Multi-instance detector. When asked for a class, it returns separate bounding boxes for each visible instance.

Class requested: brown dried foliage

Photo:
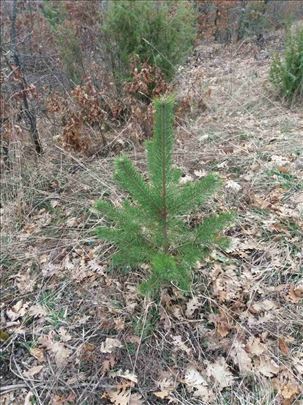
[47,60,170,154]
[196,0,240,41]
[123,58,169,139]
[124,57,169,102]
[47,78,128,154]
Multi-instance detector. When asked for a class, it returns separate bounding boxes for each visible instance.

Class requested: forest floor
[1,30,303,405]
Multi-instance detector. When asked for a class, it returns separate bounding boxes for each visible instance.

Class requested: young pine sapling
[95,96,233,295]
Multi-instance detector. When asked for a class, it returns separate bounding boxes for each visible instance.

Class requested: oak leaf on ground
[23,365,44,378]
[256,356,279,378]
[206,357,235,390]
[230,340,253,374]
[103,389,143,405]
[183,366,215,403]
[246,336,266,356]
[100,337,123,354]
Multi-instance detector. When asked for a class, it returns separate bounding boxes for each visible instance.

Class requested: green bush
[57,24,84,85]
[270,27,303,102]
[42,0,84,85]
[95,96,233,296]
[41,0,66,30]
[237,1,268,40]
[103,0,197,83]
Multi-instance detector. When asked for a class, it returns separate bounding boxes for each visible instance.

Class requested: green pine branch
[95,95,234,296]
[171,173,221,215]
[147,96,175,190]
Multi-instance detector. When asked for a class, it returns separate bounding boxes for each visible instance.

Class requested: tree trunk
[10,0,43,154]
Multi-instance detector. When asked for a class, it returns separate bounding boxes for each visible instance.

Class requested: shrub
[42,1,84,85]
[270,27,303,102]
[56,22,84,85]
[41,0,66,29]
[103,0,197,84]
[95,96,233,296]
[124,56,169,102]
[237,1,268,40]
[47,78,127,154]
[195,0,268,43]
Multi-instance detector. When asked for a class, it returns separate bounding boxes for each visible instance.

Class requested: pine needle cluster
[270,27,303,102]
[95,96,233,295]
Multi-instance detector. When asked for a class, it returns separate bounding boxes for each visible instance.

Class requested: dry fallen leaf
[209,310,232,338]
[30,347,45,363]
[280,383,300,403]
[23,365,44,378]
[87,259,105,274]
[38,335,71,367]
[51,342,71,368]
[278,166,289,174]
[212,267,243,303]
[185,296,203,318]
[206,357,234,390]
[51,393,77,405]
[246,337,266,356]
[24,391,34,405]
[273,370,301,405]
[101,354,116,374]
[278,338,289,355]
[103,389,143,405]
[100,337,123,354]
[28,303,48,318]
[183,366,214,403]
[6,300,29,321]
[257,356,280,377]
[101,390,127,405]
[41,263,60,277]
[16,270,36,293]
[292,352,303,376]
[128,393,144,405]
[193,169,207,179]
[184,366,207,386]
[153,390,170,399]
[230,340,253,374]
[171,335,192,354]
[249,299,277,314]
[180,174,193,184]
[287,284,303,303]
[66,372,86,385]
[114,318,126,331]
[66,216,78,227]
[110,369,138,384]
[155,370,178,398]
[58,327,72,342]
[225,180,242,193]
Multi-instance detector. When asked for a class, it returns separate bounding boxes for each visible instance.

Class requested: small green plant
[103,0,196,83]
[95,96,233,296]
[38,290,67,328]
[270,27,303,102]
[268,169,303,191]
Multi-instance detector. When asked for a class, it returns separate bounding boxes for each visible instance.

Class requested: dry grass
[1,28,302,405]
